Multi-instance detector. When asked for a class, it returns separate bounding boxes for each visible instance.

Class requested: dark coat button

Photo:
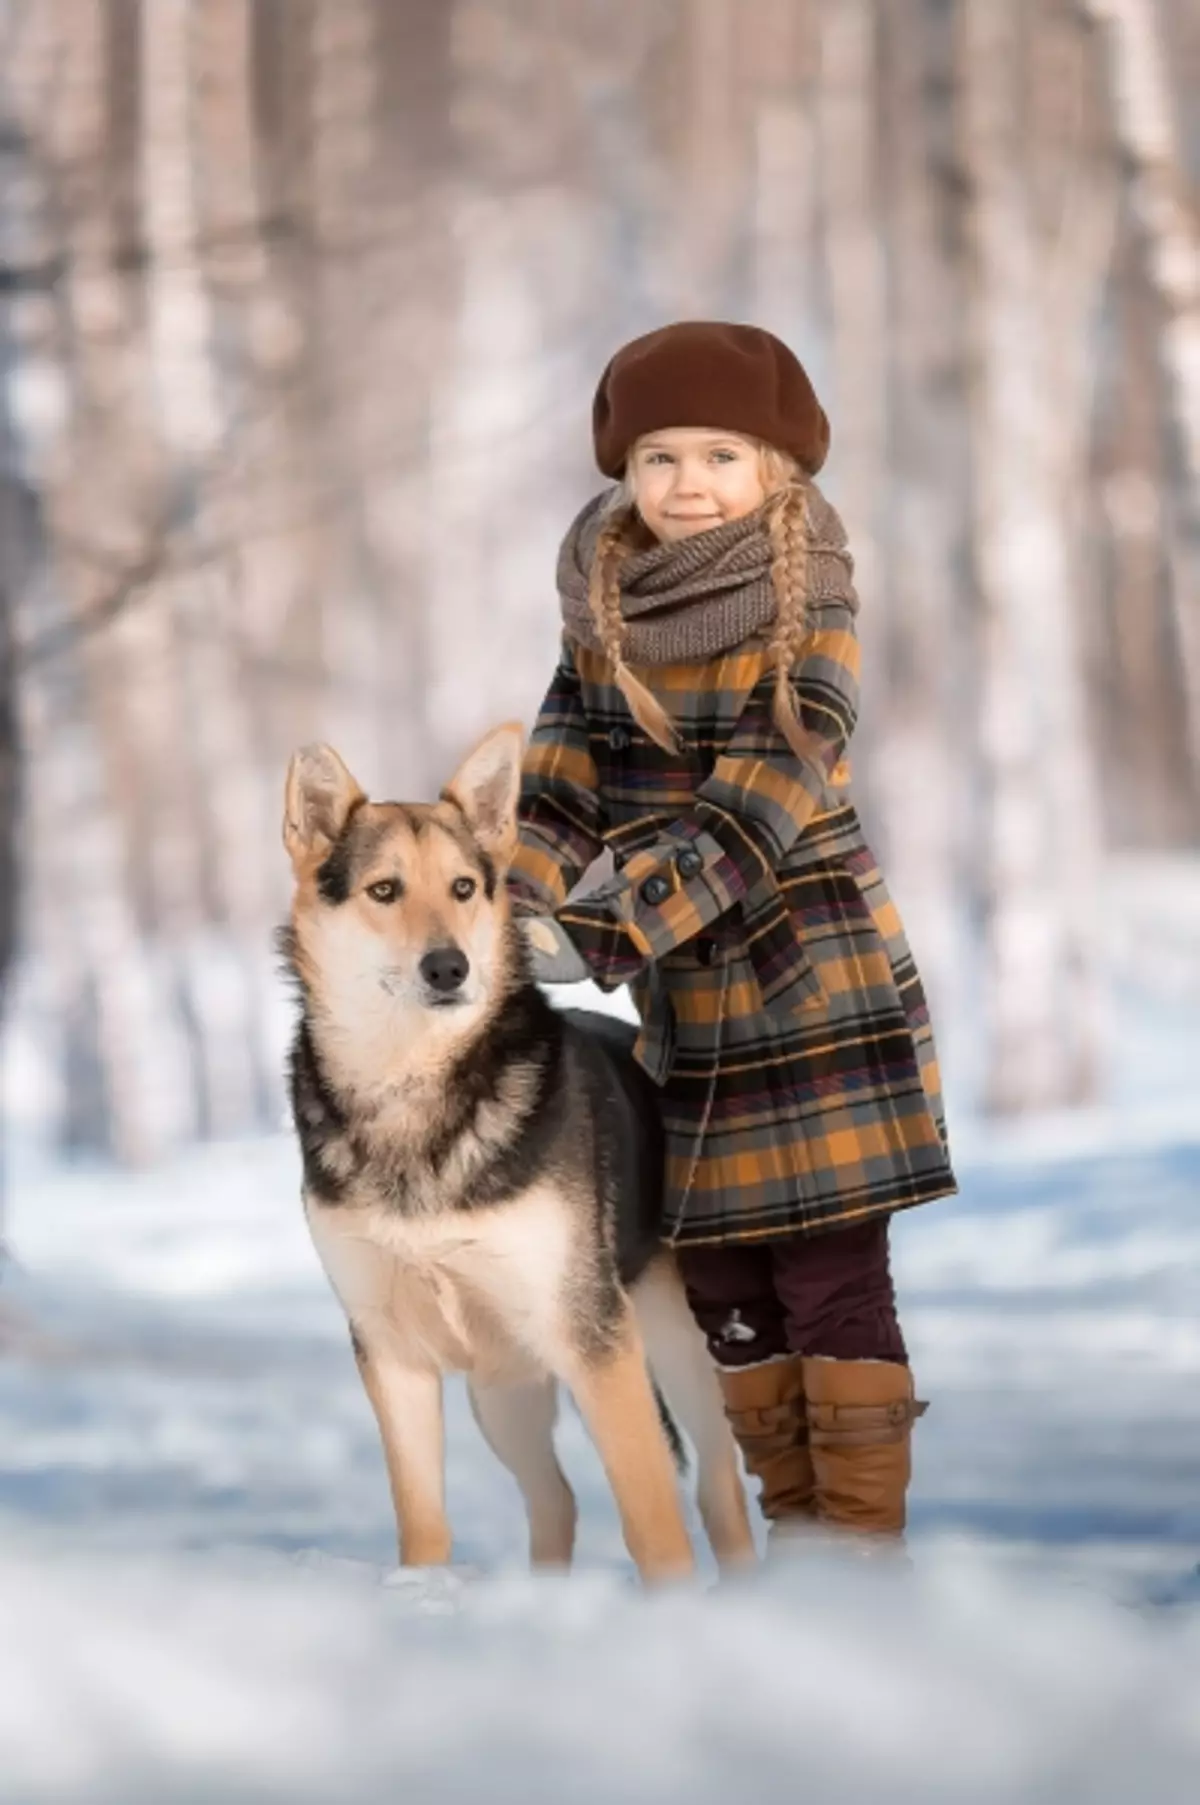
[695,937,716,967]
[608,725,631,751]
[640,873,671,907]
[676,848,703,879]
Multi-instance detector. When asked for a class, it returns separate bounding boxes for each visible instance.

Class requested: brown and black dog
[280,724,753,1583]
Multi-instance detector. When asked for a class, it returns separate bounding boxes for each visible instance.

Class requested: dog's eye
[451,876,477,902]
[366,879,401,904]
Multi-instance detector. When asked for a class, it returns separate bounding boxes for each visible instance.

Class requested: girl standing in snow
[508,322,956,1545]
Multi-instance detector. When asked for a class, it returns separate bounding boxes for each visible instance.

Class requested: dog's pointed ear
[442,722,525,864]
[283,743,366,868]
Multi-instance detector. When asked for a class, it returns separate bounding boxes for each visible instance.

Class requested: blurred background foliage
[0,0,1197,1165]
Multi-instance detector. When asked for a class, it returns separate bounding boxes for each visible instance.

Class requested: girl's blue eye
[711,450,737,463]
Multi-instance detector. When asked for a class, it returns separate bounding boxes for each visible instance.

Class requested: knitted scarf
[557,480,858,665]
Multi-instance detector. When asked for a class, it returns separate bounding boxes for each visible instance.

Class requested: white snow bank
[3,1540,1198,1805]
[4,1019,1200,1803]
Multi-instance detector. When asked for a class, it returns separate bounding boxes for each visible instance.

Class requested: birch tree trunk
[816,0,889,803]
[355,0,456,798]
[748,2,823,373]
[1092,217,1199,843]
[13,0,191,1161]
[235,0,337,772]
[178,0,292,1134]
[869,0,974,1082]
[1081,0,1200,786]
[306,0,387,785]
[960,0,1110,1111]
[425,0,604,771]
[2,0,64,1154]
[0,80,40,1040]
[0,482,31,1119]
[0,569,15,1020]
[567,0,672,353]
[656,0,749,317]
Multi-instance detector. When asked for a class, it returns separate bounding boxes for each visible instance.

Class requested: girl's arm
[556,601,859,985]
[507,640,607,914]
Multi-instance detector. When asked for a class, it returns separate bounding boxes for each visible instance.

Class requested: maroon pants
[675,1218,908,1368]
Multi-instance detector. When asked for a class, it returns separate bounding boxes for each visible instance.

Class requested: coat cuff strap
[571,822,748,962]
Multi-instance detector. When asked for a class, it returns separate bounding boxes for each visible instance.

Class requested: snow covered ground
[3,964,1200,1800]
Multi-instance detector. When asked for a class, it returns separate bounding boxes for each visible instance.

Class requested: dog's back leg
[466,1375,577,1570]
[561,1306,696,1584]
[630,1255,757,1572]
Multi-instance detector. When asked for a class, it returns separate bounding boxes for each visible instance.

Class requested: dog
[279,723,754,1583]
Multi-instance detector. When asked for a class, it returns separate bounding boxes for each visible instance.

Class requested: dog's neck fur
[314,991,480,1114]
[308,967,520,1131]
[284,920,559,1213]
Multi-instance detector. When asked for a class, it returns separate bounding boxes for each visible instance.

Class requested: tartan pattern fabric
[508,606,957,1246]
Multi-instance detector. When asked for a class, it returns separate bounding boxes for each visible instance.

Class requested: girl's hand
[520,915,590,985]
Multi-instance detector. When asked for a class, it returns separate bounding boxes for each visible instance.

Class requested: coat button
[696,937,715,967]
[640,873,671,907]
[675,848,703,879]
[608,725,631,751]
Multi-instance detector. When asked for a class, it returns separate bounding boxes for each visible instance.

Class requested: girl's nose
[669,462,706,495]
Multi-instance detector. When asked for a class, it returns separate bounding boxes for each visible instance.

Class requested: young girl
[507,322,956,1545]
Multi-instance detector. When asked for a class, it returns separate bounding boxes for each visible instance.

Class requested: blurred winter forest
[1,0,1198,1168]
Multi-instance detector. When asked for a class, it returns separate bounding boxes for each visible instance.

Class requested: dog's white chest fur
[305,1185,576,1382]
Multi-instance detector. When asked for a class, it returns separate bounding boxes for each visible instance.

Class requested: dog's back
[557,1009,665,1287]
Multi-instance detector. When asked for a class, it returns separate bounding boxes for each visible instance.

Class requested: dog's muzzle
[419,945,470,1001]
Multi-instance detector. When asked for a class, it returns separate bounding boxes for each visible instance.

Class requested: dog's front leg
[353,1333,452,1566]
[564,1310,695,1584]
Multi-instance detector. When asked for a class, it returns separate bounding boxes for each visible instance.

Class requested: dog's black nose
[420,946,469,995]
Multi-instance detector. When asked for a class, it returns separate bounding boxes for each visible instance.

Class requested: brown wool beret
[592,320,831,479]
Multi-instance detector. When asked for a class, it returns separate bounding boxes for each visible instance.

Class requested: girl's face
[626,428,769,543]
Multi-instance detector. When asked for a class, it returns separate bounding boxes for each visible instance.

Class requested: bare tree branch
[14,541,169,670]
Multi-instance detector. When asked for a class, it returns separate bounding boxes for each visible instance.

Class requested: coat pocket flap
[758,950,827,1015]
[745,901,828,1015]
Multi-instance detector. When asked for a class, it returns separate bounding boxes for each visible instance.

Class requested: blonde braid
[587,503,681,753]
[764,482,823,762]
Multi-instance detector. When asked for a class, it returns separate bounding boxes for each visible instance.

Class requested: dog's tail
[653,1380,689,1475]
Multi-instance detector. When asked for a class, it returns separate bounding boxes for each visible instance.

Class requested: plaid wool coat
[508,596,957,1247]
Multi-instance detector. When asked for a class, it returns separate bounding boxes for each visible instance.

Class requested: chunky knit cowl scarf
[557,480,858,666]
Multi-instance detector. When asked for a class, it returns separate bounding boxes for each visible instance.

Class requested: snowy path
[2,1112,1199,1800]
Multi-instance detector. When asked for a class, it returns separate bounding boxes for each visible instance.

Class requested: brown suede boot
[716,1355,817,1526]
[802,1357,928,1537]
